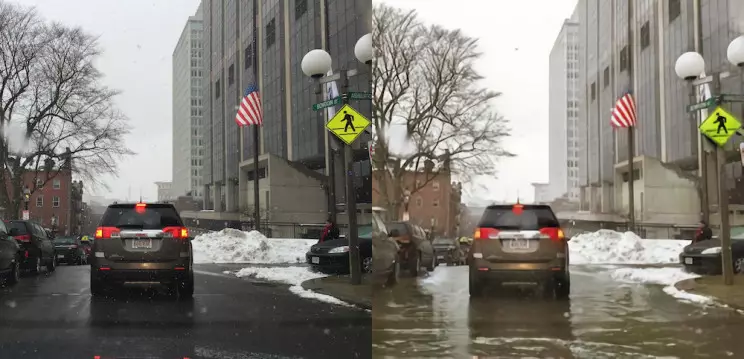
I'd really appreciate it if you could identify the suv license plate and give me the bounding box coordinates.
[685,257,693,265]
[508,238,530,250]
[132,239,152,249]
[311,257,320,264]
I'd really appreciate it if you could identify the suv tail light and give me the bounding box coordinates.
[539,227,565,242]
[163,226,189,240]
[95,227,121,239]
[474,227,499,240]
[13,234,31,242]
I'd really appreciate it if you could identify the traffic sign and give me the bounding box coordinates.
[326,104,371,145]
[348,92,372,100]
[22,210,29,220]
[687,97,721,112]
[699,106,742,147]
[313,96,342,111]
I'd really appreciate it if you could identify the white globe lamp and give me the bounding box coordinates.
[354,33,373,65]
[675,51,705,81]
[301,49,332,79]
[727,35,744,67]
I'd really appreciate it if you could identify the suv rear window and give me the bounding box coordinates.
[477,205,560,230]
[6,221,28,235]
[100,204,183,229]
[386,222,410,236]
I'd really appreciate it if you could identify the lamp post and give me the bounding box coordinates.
[301,33,373,286]
[674,35,744,286]
[22,186,30,212]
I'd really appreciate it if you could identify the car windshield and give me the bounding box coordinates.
[53,237,76,244]
[100,204,182,229]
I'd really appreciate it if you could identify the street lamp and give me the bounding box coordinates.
[301,33,373,286]
[22,186,30,211]
[675,36,744,286]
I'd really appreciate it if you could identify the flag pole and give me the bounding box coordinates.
[252,2,260,232]
[627,0,635,232]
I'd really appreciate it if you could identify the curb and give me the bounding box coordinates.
[673,277,744,312]
[300,277,372,310]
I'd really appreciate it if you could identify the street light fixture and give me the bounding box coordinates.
[675,36,744,286]
[301,33,373,286]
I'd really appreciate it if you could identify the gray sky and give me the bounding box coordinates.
[16,0,201,202]
[380,0,578,205]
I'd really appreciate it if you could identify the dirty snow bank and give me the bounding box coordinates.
[192,228,315,264]
[569,230,690,265]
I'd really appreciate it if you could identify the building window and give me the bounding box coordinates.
[432,181,440,191]
[669,0,681,22]
[619,46,628,71]
[603,66,610,88]
[590,82,596,101]
[215,79,220,99]
[228,64,235,85]
[52,196,60,208]
[433,199,439,207]
[640,21,650,49]
[36,196,43,207]
[53,179,60,189]
[295,0,307,19]
[416,197,422,207]
[244,44,253,69]
[265,18,276,48]
[36,178,43,188]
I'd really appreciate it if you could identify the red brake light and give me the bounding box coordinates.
[512,204,524,215]
[135,202,147,214]
[95,227,121,239]
[14,234,31,242]
[474,227,499,240]
[540,227,565,242]
[163,226,189,240]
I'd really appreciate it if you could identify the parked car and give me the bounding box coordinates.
[80,235,93,263]
[388,221,436,276]
[371,207,399,287]
[5,220,56,274]
[468,204,570,299]
[53,236,88,265]
[306,224,373,274]
[0,221,22,285]
[679,233,744,275]
[432,237,464,265]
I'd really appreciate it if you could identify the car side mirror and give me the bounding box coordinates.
[388,229,400,238]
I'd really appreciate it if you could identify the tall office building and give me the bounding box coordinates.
[576,0,744,229]
[172,5,205,200]
[548,11,580,203]
[197,0,372,225]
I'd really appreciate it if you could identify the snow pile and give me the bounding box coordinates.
[569,230,690,265]
[192,228,315,264]
[610,267,713,304]
[235,266,350,306]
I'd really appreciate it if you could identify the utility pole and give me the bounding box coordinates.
[693,0,710,225]
[339,69,362,285]
[711,74,734,285]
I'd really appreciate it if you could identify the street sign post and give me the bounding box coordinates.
[312,96,342,111]
[326,104,371,145]
[348,92,372,100]
[687,96,721,112]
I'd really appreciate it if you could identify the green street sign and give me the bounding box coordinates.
[687,96,721,113]
[348,92,372,100]
[313,96,342,111]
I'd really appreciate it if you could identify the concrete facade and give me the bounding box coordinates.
[549,11,580,202]
[531,183,551,204]
[172,5,205,200]
[575,0,744,228]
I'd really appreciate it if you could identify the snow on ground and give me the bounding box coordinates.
[234,266,351,307]
[192,228,315,264]
[569,229,690,265]
[611,267,713,304]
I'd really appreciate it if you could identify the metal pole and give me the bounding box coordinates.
[340,69,361,285]
[628,126,635,231]
[712,73,733,285]
[253,127,260,232]
[321,81,338,224]
[692,84,710,224]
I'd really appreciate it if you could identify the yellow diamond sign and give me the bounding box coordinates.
[699,106,742,147]
[326,104,370,145]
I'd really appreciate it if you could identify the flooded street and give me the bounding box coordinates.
[373,265,744,358]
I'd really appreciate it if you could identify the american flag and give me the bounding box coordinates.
[610,92,636,128]
[235,84,263,126]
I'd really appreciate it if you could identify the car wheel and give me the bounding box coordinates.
[31,257,41,274]
[386,261,400,287]
[426,253,436,271]
[408,251,421,277]
[176,272,194,300]
[735,257,744,274]
[90,272,106,296]
[361,256,373,274]
[47,255,56,272]
[469,271,484,297]
[7,257,20,285]
[554,274,570,300]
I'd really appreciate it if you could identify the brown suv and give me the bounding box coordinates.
[468,204,570,299]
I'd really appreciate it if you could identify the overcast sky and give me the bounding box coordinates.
[16,0,202,202]
[380,0,578,205]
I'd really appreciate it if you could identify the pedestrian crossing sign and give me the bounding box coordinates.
[326,104,370,145]
[699,106,742,147]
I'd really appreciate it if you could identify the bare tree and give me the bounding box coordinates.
[0,2,133,218]
[372,4,513,217]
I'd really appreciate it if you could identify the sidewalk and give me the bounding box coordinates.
[301,275,372,310]
[675,275,744,310]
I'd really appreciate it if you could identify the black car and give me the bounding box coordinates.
[680,238,744,275]
[90,202,194,298]
[0,221,22,285]
[432,237,464,266]
[53,236,88,265]
[307,225,373,274]
[5,220,56,274]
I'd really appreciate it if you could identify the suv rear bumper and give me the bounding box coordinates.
[91,260,191,283]
[470,259,567,283]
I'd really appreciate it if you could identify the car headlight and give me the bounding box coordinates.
[702,247,722,255]
[329,246,349,254]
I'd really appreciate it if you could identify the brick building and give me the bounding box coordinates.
[373,170,463,237]
[17,169,75,235]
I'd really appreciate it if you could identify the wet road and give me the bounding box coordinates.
[0,264,370,359]
[373,265,744,358]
